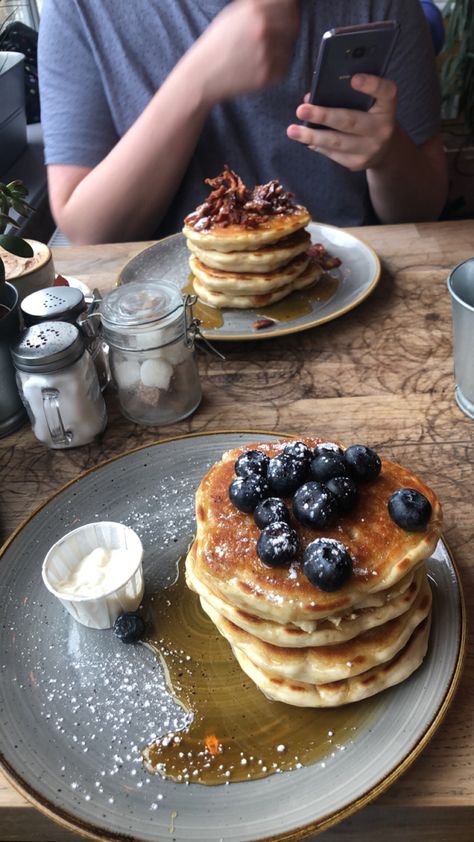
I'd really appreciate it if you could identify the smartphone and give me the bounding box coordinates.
[305,21,399,127]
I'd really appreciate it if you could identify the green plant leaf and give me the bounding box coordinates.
[0,212,19,229]
[6,180,29,198]
[9,197,35,217]
[0,235,34,258]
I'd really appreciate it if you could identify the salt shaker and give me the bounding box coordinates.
[11,321,107,448]
[20,286,110,390]
[100,280,202,425]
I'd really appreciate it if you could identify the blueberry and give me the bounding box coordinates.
[313,442,344,459]
[113,612,145,643]
[309,453,351,483]
[254,497,290,529]
[326,476,359,513]
[283,441,313,467]
[235,449,269,478]
[256,521,299,566]
[344,444,381,482]
[303,538,353,592]
[267,453,307,497]
[388,488,432,531]
[293,481,338,529]
[229,475,269,513]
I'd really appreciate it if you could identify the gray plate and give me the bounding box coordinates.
[0,432,465,841]
[117,223,381,341]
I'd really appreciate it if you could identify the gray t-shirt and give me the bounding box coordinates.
[38,0,441,237]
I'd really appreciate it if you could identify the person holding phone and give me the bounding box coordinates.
[38,0,448,245]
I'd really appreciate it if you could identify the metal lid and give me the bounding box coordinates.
[11,321,85,373]
[100,280,182,329]
[20,286,86,326]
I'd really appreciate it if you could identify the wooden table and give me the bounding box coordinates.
[1,219,473,841]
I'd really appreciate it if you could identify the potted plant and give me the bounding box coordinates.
[0,179,55,301]
[0,179,34,288]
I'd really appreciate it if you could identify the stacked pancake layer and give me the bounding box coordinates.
[185,439,443,707]
[182,168,322,309]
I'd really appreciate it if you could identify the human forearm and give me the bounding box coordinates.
[366,125,449,224]
[50,52,213,244]
[50,0,300,245]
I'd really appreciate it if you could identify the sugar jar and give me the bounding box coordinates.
[11,321,107,448]
[100,280,202,425]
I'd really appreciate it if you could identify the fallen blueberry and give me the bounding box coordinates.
[113,612,145,643]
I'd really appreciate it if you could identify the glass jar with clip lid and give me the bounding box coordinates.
[100,280,202,426]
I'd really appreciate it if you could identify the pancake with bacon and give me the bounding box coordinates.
[182,168,329,310]
[191,259,322,309]
[183,167,311,253]
[186,228,312,273]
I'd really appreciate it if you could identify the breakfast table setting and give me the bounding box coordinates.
[0,216,473,842]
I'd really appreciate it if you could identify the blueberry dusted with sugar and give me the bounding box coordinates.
[303,538,353,592]
[113,612,145,643]
[388,488,432,531]
[293,481,338,529]
[345,444,381,482]
[254,497,290,529]
[283,441,313,468]
[256,521,299,566]
[313,442,343,459]
[326,475,359,513]
[229,475,269,513]
[267,453,307,497]
[235,449,269,478]
[310,452,351,483]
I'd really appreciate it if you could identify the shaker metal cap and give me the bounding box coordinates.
[11,321,85,373]
[100,280,182,329]
[20,286,86,326]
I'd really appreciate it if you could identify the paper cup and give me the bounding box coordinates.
[42,522,144,629]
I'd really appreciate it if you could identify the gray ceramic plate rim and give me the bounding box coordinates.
[116,223,382,341]
[0,431,466,842]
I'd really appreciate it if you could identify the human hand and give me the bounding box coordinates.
[287,74,399,171]
[191,0,300,105]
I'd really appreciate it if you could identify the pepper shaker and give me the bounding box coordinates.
[20,286,110,390]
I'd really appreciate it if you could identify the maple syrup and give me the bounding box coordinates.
[141,557,374,785]
[183,273,339,333]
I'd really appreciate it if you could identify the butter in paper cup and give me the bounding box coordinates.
[42,521,144,629]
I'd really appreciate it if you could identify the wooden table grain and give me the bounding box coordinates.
[1,219,473,841]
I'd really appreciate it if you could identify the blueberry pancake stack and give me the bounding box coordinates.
[182,167,324,309]
[185,438,443,707]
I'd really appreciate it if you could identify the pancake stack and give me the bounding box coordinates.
[182,167,323,309]
[185,438,443,707]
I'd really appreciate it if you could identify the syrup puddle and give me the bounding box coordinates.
[141,557,374,785]
[183,273,339,331]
